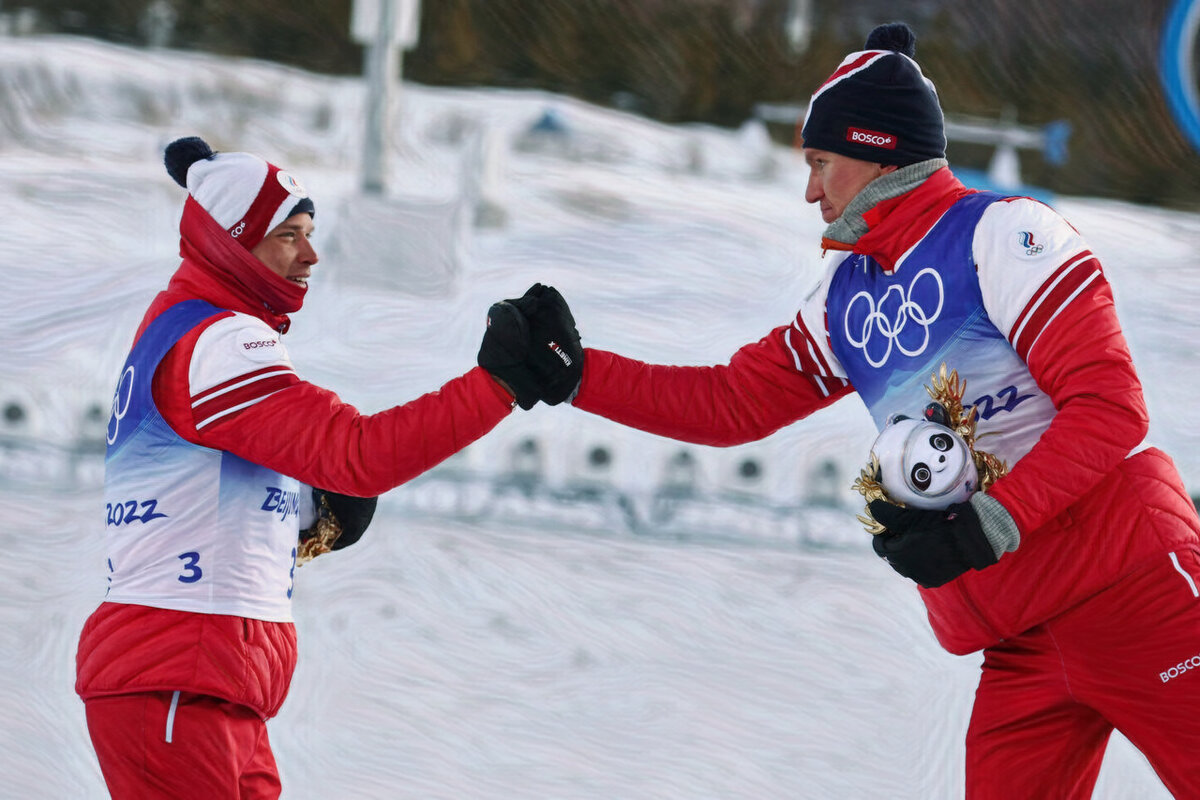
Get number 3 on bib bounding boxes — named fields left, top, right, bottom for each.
left=177, top=551, right=203, bottom=583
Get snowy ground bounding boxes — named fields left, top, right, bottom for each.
left=3, top=35, right=1199, bottom=799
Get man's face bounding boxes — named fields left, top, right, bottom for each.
left=803, top=148, right=897, bottom=224
left=251, top=213, right=317, bottom=287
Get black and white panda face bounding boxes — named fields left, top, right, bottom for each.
left=907, top=431, right=958, bottom=492
left=870, top=419, right=977, bottom=509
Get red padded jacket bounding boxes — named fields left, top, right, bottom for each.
left=77, top=199, right=513, bottom=718
left=574, top=169, right=1200, bottom=654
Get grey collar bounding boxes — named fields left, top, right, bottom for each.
left=823, top=158, right=949, bottom=246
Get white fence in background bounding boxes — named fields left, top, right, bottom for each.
left=0, top=400, right=860, bottom=552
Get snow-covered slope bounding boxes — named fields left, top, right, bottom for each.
left=3, top=35, right=1197, bottom=799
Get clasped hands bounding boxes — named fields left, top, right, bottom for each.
left=478, top=284, right=1012, bottom=590
left=478, top=283, right=584, bottom=410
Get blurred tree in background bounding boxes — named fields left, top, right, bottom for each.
left=16, top=0, right=1200, bottom=208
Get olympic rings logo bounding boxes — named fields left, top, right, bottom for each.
left=1161, top=0, right=1200, bottom=152
left=843, top=268, right=945, bottom=367
left=106, top=366, right=135, bottom=445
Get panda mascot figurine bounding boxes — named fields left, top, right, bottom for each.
left=870, top=412, right=977, bottom=510
left=853, top=366, right=1008, bottom=534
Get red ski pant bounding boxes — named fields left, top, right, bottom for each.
left=966, top=547, right=1200, bottom=799
left=85, top=691, right=280, bottom=800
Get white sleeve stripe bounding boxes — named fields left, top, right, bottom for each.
left=1024, top=270, right=1102, bottom=361
left=806, top=338, right=834, bottom=397
left=795, top=318, right=840, bottom=377
left=1009, top=252, right=1095, bottom=346
left=788, top=324, right=833, bottom=376
left=805, top=336, right=829, bottom=375
left=194, top=390, right=285, bottom=430
left=783, top=327, right=805, bottom=371
left=190, top=368, right=295, bottom=409
left=785, top=327, right=833, bottom=398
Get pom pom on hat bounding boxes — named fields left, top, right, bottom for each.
left=164, top=136, right=215, bottom=188
left=164, top=135, right=314, bottom=251
left=800, top=22, right=945, bottom=166
left=864, top=22, right=916, bottom=57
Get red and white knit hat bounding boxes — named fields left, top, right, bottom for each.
left=164, top=136, right=314, bottom=250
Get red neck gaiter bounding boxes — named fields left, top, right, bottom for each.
left=178, top=197, right=306, bottom=329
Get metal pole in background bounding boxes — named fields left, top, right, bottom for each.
left=360, top=0, right=398, bottom=195
left=785, top=0, right=812, bottom=55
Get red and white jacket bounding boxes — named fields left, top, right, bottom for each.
left=574, top=168, right=1200, bottom=655
left=77, top=200, right=514, bottom=718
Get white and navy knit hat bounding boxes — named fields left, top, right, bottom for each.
left=164, top=136, right=314, bottom=250
left=800, top=23, right=946, bottom=166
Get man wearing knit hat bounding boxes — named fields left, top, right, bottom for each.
left=75, top=137, right=582, bottom=798
left=486, top=22, right=1200, bottom=798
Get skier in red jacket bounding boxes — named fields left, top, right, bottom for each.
left=77, top=136, right=582, bottom=798
left=485, top=24, right=1200, bottom=799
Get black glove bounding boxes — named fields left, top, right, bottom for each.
left=478, top=283, right=583, bottom=410
left=868, top=499, right=998, bottom=588
left=300, top=488, right=378, bottom=551
left=520, top=283, right=583, bottom=404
